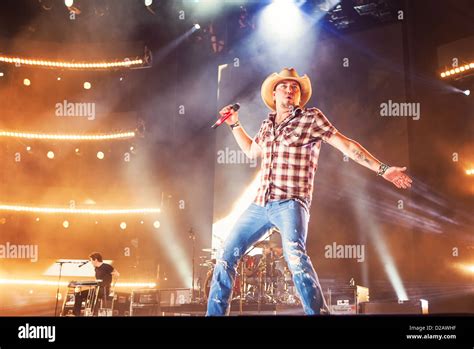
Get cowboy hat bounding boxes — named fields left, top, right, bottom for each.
left=261, top=67, right=312, bottom=111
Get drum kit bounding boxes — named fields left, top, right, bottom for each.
left=199, top=241, right=299, bottom=305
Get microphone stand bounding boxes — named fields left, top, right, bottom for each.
left=54, top=260, right=87, bottom=316
left=189, top=228, right=196, bottom=303
left=54, top=261, right=66, bottom=317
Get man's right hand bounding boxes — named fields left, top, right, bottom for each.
left=219, top=104, right=239, bottom=125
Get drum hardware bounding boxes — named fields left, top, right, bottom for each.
left=201, top=233, right=300, bottom=307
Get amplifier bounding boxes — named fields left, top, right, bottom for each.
left=360, top=300, right=429, bottom=314
left=130, top=289, right=160, bottom=316
left=112, top=292, right=132, bottom=316
left=328, top=285, right=369, bottom=315
left=160, top=288, right=192, bottom=306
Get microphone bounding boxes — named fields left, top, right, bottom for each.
left=78, top=261, right=89, bottom=268
left=290, top=105, right=302, bottom=117
left=211, top=103, right=240, bottom=129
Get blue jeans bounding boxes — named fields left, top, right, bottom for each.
left=206, top=199, right=327, bottom=316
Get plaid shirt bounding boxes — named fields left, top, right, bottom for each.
left=253, top=107, right=337, bottom=208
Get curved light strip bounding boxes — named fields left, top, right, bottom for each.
left=440, top=62, right=474, bottom=78
left=0, top=55, right=144, bottom=70
left=0, top=204, right=160, bottom=215
left=0, top=279, right=156, bottom=288
left=0, top=130, right=135, bottom=141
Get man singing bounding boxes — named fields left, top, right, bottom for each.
left=206, top=68, right=412, bottom=316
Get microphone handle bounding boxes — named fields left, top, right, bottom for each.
left=212, top=112, right=232, bottom=129
left=211, top=103, right=240, bottom=129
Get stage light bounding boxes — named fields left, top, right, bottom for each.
left=466, top=169, right=473, bottom=175
left=212, top=175, right=260, bottom=252
left=97, top=151, right=105, bottom=160
left=458, top=264, right=474, bottom=274
left=0, top=204, right=161, bottom=215
left=35, top=217, right=40, bottom=222
left=57, top=77, right=61, bottom=81
left=153, top=220, right=161, bottom=229
left=75, top=148, right=80, bottom=154
left=47, top=151, right=55, bottom=159
left=0, top=72, right=4, bottom=77
left=194, top=23, right=201, bottom=30
left=84, top=81, right=91, bottom=90
left=0, top=130, right=135, bottom=141
left=466, top=265, right=474, bottom=273
left=0, top=278, right=156, bottom=288
left=65, top=0, right=73, bottom=7
left=0, top=55, right=144, bottom=70
left=23, top=78, right=31, bottom=86
left=144, top=0, right=152, bottom=6
left=26, top=146, right=32, bottom=152
left=259, top=0, right=305, bottom=41
left=120, top=222, right=127, bottom=230
left=140, top=220, right=144, bottom=225
left=63, top=220, right=69, bottom=228
left=440, top=62, right=474, bottom=79
left=463, top=89, right=470, bottom=96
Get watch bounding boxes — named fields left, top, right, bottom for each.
left=377, top=163, right=390, bottom=176
left=229, top=121, right=241, bottom=130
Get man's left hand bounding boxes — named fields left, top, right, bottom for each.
left=382, top=166, right=412, bottom=189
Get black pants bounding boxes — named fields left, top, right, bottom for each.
left=73, top=287, right=110, bottom=316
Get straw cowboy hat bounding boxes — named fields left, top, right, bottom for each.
left=261, top=67, right=312, bottom=111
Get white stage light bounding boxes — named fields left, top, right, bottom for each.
left=259, top=0, right=304, bottom=41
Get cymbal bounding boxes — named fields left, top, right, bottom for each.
left=254, top=240, right=279, bottom=248
left=202, top=248, right=217, bottom=252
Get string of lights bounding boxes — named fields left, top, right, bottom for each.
left=0, top=55, right=144, bottom=70
left=0, top=204, right=160, bottom=215
left=0, top=130, right=136, bottom=141
left=440, top=62, right=474, bottom=78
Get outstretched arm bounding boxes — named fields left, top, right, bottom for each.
left=326, top=131, right=412, bottom=189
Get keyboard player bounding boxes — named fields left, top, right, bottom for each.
left=73, top=252, right=120, bottom=316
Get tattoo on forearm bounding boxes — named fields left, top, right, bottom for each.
left=352, top=149, right=372, bottom=166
